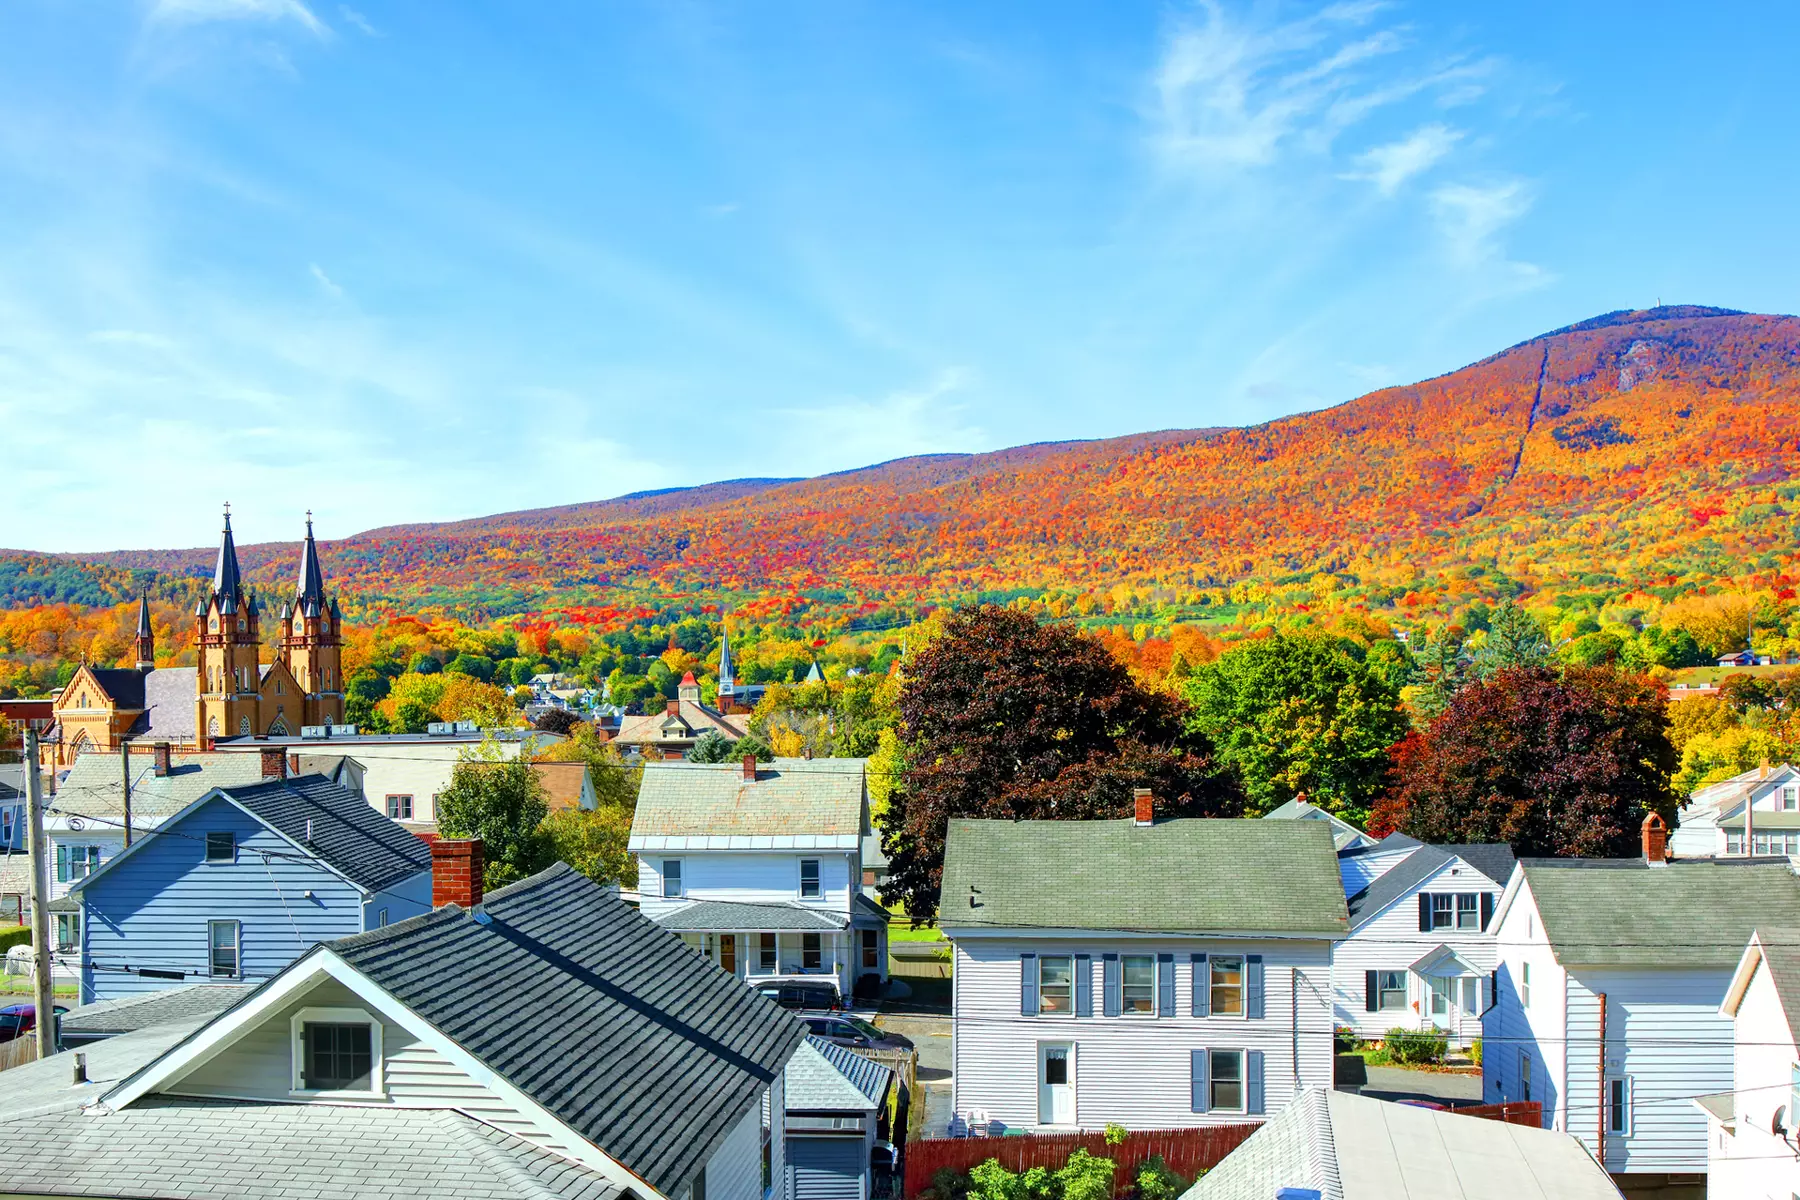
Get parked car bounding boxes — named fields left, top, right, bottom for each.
left=755, top=977, right=843, bottom=1011
left=801, top=1012, right=914, bottom=1053
left=0, top=1002, right=67, bottom=1044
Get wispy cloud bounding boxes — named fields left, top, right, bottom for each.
left=774, top=369, right=987, bottom=474
left=1344, top=122, right=1460, bottom=193
left=337, top=6, right=377, bottom=36
left=1428, top=179, right=1535, bottom=269
left=149, top=0, right=327, bottom=36
left=309, top=262, right=344, bottom=298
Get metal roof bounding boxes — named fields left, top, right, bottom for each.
left=654, top=898, right=848, bottom=932
left=630, top=760, right=866, bottom=845
left=940, top=818, right=1349, bottom=935
left=329, top=862, right=807, bottom=1197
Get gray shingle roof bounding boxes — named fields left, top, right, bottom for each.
left=630, top=760, right=866, bottom=847
left=128, top=667, right=199, bottom=741
left=1523, top=858, right=1800, bottom=967
left=1262, top=799, right=1375, bottom=850
left=1345, top=843, right=1513, bottom=929
left=54, top=752, right=272, bottom=829
left=328, top=862, right=807, bottom=1197
left=655, top=898, right=847, bottom=932
left=59, top=983, right=256, bottom=1037
left=940, top=818, right=1348, bottom=935
left=224, top=773, right=432, bottom=893
left=1751, top=926, right=1800, bottom=1035
left=785, top=1038, right=890, bottom=1111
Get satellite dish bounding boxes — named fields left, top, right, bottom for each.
left=1773, top=1104, right=1788, bottom=1138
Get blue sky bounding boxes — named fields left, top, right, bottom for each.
left=5, top=1, right=1798, bottom=551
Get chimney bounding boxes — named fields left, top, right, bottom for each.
left=1641, top=812, right=1670, bottom=866
left=288, top=753, right=300, bottom=777
left=742, top=753, right=757, bottom=782
left=1134, top=787, right=1154, bottom=827
left=666, top=699, right=680, bottom=717
left=431, top=838, right=484, bottom=909
left=260, top=747, right=287, bottom=780
left=152, top=742, right=172, bottom=778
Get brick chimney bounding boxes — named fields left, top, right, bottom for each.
left=431, top=838, right=484, bottom=909
left=260, top=747, right=287, bottom=780
left=666, top=699, right=680, bottom=717
left=1134, top=787, right=1154, bottom=827
left=1641, top=812, right=1670, bottom=866
left=742, top=753, right=758, bottom=782
left=152, top=742, right=172, bottom=778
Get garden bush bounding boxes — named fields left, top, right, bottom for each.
left=0, top=927, right=31, bottom=955
left=1054, top=1150, right=1115, bottom=1200
left=1134, top=1155, right=1188, bottom=1200
left=1469, top=1038, right=1483, bottom=1068
left=1385, top=1027, right=1448, bottom=1065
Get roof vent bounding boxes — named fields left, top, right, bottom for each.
left=472, top=908, right=492, bottom=926
left=426, top=721, right=454, bottom=735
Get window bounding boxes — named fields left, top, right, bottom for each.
left=55, top=845, right=101, bottom=883
left=1120, top=955, right=1155, bottom=1014
left=238, top=717, right=252, bottom=736
left=759, top=932, right=778, bottom=972
left=662, top=860, right=684, bottom=898
left=302, top=1023, right=373, bottom=1090
left=1456, top=893, right=1480, bottom=930
left=1784, top=786, right=1798, bottom=812
left=1726, top=831, right=1746, bottom=855
left=209, top=920, right=240, bottom=978
left=1377, top=970, right=1407, bottom=1010
left=55, top=911, right=80, bottom=951
left=2, top=809, right=12, bottom=841
left=1039, top=956, right=1075, bottom=1014
left=799, top=859, right=821, bottom=899
left=1431, top=894, right=1455, bottom=930
left=1209, top=1049, right=1244, bottom=1112
left=1210, top=956, right=1245, bottom=1017
left=862, top=928, right=879, bottom=969
left=1607, top=1075, right=1633, bottom=1136
left=1520, top=962, right=1531, bottom=1008
left=378, top=909, right=388, bottom=928
left=205, top=832, right=235, bottom=863
left=1519, top=1051, right=1532, bottom=1102
left=385, top=795, right=413, bottom=820
left=802, top=932, right=822, bottom=971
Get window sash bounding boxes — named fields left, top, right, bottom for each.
left=55, top=912, right=80, bottom=951
left=1377, top=970, right=1407, bottom=1010
left=1456, top=893, right=1479, bottom=929
left=303, top=1022, right=373, bottom=1090
left=861, top=929, right=878, bottom=969
left=386, top=795, right=413, bottom=820
left=1607, top=1076, right=1631, bottom=1135
left=1209, top=1049, right=1244, bottom=1112
left=662, top=860, right=683, bottom=898
left=1210, top=956, right=1245, bottom=1017
left=209, top=920, right=240, bottom=978
left=1520, top=962, right=1531, bottom=1008
left=802, top=932, right=822, bottom=970
left=205, top=832, right=235, bottom=863
left=1120, top=955, right=1155, bottom=1014
left=799, top=859, right=821, bottom=898
left=1039, top=956, right=1075, bottom=1014
left=1431, top=894, right=1454, bottom=929
left=759, top=932, right=778, bottom=971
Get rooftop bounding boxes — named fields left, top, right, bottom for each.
left=630, top=759, right=867, bottom=849
left=1346, top=840, right=1515, bottom=928
left=940, top=818, right=1348, bottom=935
left=654, top=898, right=848, bottom=932
left=59, top=983, right=255, bottom=1038
left=53, top=752, right=275, bottom=829
left=785, top=1037, right=892, bottom=1111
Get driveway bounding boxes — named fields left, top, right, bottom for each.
left=1359, top=1065, right=1484, bottom=1106
left=874, top=1011, right=953, bottom=1140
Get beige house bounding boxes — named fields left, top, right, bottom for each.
left=613, top=673, right=749, bottom=760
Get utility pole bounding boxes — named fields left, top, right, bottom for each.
left=25, top=726, right=54, bottom=1059
left=120, top=738, right=133, bottom=848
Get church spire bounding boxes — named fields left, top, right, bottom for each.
left=717, top=623, right=736, bottom=697
left=295, top=509, right=327, bottom=618
left=212, top=503, right=242, bottom=612
left=135, top=591, right=154, bottom=671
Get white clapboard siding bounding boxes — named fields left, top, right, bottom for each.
left=1717, top=954, right=1800, bottom=1198
left=1481, top=884, right=1569, bottom=1118
left=1331, top=858, right=1502, bottom=1042
left=706, top=1091, right=772, bottom=1200
left=952, top=937, right=1333, bottom=1131
left=639, top=852, right=856, bottom=920
left=1564, top=967, right=1734, bottom=1173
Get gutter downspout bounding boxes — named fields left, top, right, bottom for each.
left=1596, top=990, right=1608, bottom=1166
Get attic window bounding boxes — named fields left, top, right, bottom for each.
left=205, top=832, right=236, bottom=863
left=290, top=1007, right=384, bottom=1097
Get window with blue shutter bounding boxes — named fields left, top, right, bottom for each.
left=1075, top=954, right=1092, bottom=1017
left=1246, top=955, right=1265, bottom=1020
left=1102, top=954, right=1120, bottom=1017
left=1156, top=953, right=1175, bottom=1017
left=1190, top=1048, right=1209, bottom=1113
left=1020, top=953, right=1038, bottom=1016
left=1246, top=1050, right=1265, bottom=1115
left=1190, top=953, right=1209, bottom=1017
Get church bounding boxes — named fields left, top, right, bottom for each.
left=50, top=508, right=346, bottom=764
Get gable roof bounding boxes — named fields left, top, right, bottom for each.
left=327, top=863, right=806, bottom=1196
left=534, top=761, right=592, bottom=810
left=224, top=774, right=434, bottom=892
left=75, top=666, right=150, bottom=709
left=1182, top=1087, right=1620, bottom=1200
left=1521, top=858, right=1800, bottom=967
left=53, top=752, right=274, bottom=829
left=614, top=700, right=748, bottom=746
left=1723, top=927, right=1800, bottom=1038
left=1262, top=799, right=1377, bottom=851
left=940, top=818, right=1348, bottom=935
left=128, top=666, right=199, bottom=740
left=629, top=759, right=866, bottom=849
left=1345, top=843, right=1514, bottom=929
left=785, top=1038, right=891, bottom=1111
left=58, top=983, right=256, bottom=1039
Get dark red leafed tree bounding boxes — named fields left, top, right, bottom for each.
left=879, top=605, right=1240, bottom=923
left=1373, top=665, right=1677, bottom=857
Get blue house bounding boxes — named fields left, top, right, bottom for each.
left=71, top=772, right=434, bottom=1002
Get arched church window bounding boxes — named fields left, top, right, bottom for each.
left=238, top=717, right=251, bottom=736
left=209, top=616, right=218, bottom=632
left=268, top=716, right=289, bottom=736
left=208, top=717, right=219, bottom=736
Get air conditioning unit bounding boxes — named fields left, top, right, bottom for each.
left=426, top=722, right=454, bottom=735
left=300, top=726, right=328, bottom=739
left=454, top=720, right=479, bottom=733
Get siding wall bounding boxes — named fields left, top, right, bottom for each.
left=362, top=870, right=432, bottom=932
left=950, top=935, right=1334, bottom=1131
left=788, top=1138, right=864, bottom=1200
left=46, top=829, right=126, bottom=902
left=705, top=1090, right=771, bottom=1200
left=638, top=852, right=857, bottom=921
left=1338, top=846, right=1414, bottom=897
left=1481, top=884, right=1567, bottom=1123
left=1711, top=958, right=1800, bottom=1199
left=163, top=976, right=586, bottom=1158
left=1331, top=858, right=1501, bottom=1042
left=80, top=799, right=367, bottom=1002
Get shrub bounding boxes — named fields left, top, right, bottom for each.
left=1103, top=1122, right=1128, bottom=1146
left=1054, top=1149, right=1116, bottom=1200
left=1385, top=1027, right=1448, bottom=1066
left=965, top=1160, right=1051, bottom=1200
left=1135, top=1155, right=1188, bottom=1200
left=1334, top=1026, right=1358, bottom=1055
left=0, top=927, right=30, bottom=955
left=932, top=1168, right=970, bottom=1200
left=1469, top=1038, right=1483, bottom=1068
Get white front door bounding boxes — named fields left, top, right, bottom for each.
left=1038, top=1043, right=1074, bottom=1126
left=1458, top=975, right=1480, bottom=1034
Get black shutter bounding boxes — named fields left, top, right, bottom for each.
left=1075, top=954, right=1092, bottom=1018
left=1481, top=892, right=1496, bottom=931
left=1365, top=970, right=1379, bottom=1013
left=1419, top=893, right=1433, bottom=932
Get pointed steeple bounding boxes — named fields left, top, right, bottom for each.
left=804, top=660, right=822, bottom=683
left=295, top=510, right=327, bottom=618
left=212, top=503, right=242, bottom=613
left=717, top=624, right=736, bottom=695
left=136, top=592, right=152, bottom=638
left=135, top=592, right=155, bottom=671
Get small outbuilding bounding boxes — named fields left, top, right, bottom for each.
left=785, top=1036, right=894, bottom=1200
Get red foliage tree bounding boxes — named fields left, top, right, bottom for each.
left=880, top=606, right=1240, bottom=923
left=1377, top=666, right=1677, bottom=857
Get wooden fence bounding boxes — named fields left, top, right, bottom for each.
left=0, top=1035, right=40, bottom=1073
left=903, top=1125, right=1259, bottom=1199
left=1454, top=1100, right=1543, bottom=1127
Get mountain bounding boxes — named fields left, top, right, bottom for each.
left=13, top=306, right=1800, bottom=622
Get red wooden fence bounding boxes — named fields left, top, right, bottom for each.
left=1453, top=1100, right=1543, bottom=1128
left=902, top=1125, right=1259, bottom=1199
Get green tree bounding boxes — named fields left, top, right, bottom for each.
left=436, top=749, right=552, bottom=890
left=541, top=806, right=636, bottom=887
left=536, top=725, right=643, bottom=809
left=1473, top=599, right=1552, bottom=676
left=444, top=653, right=495, bottom=682
left=689, top=730, right=741, bottom=763
left=407, top=652, right=442, bottom=675
left=1181, top=633, right=1409, bottom=823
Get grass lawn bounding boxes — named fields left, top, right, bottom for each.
left=0, top=977, right=79, bottom=998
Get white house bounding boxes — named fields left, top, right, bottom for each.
left=3, top=863, right=805, bottom=1200
left=630, top=756, right=887, bottom=1002
left=1672, top=762, right=1800, bottom=858
left=1697, top=927, right=1800, bottom=1200
left=937, top=793, right=1348, bottom=1133
left=1332, top=833, right=1514, bottom=1045
left=1261, top=796, right=1378, bottom=851
left=1484, top=817, right=1800, bottom=1196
